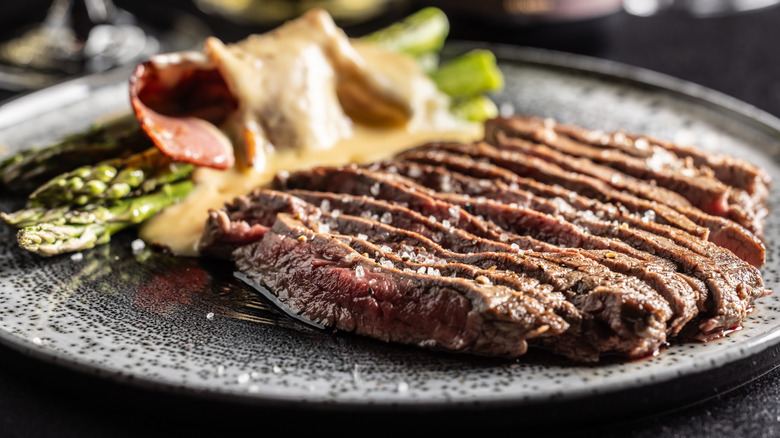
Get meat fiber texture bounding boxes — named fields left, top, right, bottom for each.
left=198, top=114, right=773, bottom=363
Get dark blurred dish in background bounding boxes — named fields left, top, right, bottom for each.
left=0, top=0, right=208, bottom=91
left=417, top=0, right=623, bottom=25
left=1, top=0, right=779, bottom=94
left=194, top=0, right=405, bottom=26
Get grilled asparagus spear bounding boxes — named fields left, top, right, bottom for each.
left=0, top=115, right=152, bottom=195
left=15, top=180, right=194, bottom=256
left=361, top=7, right=450, bottom=58
left=27, top=147, right=195, bottom=208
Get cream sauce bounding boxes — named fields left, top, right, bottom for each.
left=138, top=9, right=482, bottom=256
left=140, top=125, right=480, bottom=256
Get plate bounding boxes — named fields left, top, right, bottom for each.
left=0, top=43, right=779, bottom=422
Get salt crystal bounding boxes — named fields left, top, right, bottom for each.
left=357, top=233, right=368, bottom=241
left=237, top=373, right=251, bottom=384
left=320, top=199, right=331, bottom=212
left=130, top=239, right=146, bottom=253
left=370, top=182, right=381, bottom=196
left=70, top=252, right=83, bottom=261
left=318, top=222, right=330, bottom=233
left=499, top=101, right=515, bottom=117
left=380, top=212, right=393, bottom=224
left=355, top=265, right=365, bottom=278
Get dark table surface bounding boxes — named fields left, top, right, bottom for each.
left=2, top=1, right=780, bottom=437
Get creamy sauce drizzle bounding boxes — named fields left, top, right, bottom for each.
left=140, top=125, right=481, bottom=256
left=138, top=9, right=482, bottom=256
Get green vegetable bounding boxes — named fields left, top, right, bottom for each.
left=361, top=7, right=450, bottom=57
left=430, top=49, right=505, bottom=98
left=27, top=147, right=195, bottom=208
left=13, top=180, right=194, bottom=256
left=450, top=94, right=500, bottom=122
left=0, top=115, right=152, bottom=195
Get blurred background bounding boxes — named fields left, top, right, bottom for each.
left=0, top=0, right=778, bottom=118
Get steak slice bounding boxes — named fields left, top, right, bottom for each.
left=374, top=161, right=704, bottom=332
left=292, top=189, right=696, bottom=340
left=377, top=166, right=768, bottom=336
left=277, top=165, right=769, bottom=338
left=528, top=115, right=771, bottom=213
left=235, top=213, right=559, bottom=358
left=217, top=189, right=673, bottom=361
left=386, top=159, right=759, bottom=299
left=398, top=142, right=766, bottom=268
left=485, top=116, right=768, bottom=237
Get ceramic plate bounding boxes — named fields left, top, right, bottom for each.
left=0, top=44, right=779, bottom=419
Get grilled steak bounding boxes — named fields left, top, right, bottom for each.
left=398, top=141, right=767, bottom=268
left=276, top=164, right=767, bottom=337
left=205, top=188, right=673, bottom=361
left=200, top=114, right=772, bottom=363
left=485, top=116, right=770, bottom=239
left=235, top=213, right=550, bottom=357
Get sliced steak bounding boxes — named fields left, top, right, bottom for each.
left=200, top=113, right=772, bottom=364
left=221, top=189, right=673, bottom=361
left=540, top=115, right=771, bottom=209
left=292, top=188, right=697, bottom=338
left=485, top=116, right=768, bottom=237
left=398, top=142, right=766, bottom=268
left=235, top=213, right=560, bottom=358
left=277, top=164, right=768, bottom=338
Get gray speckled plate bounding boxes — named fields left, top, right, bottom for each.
left=0, top=44, right=779, bottom=418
